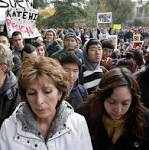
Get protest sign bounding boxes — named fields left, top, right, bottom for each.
left=133, top=41, right=144, bottom=49
left=0, top=0, right=33, bottom=24
left=133, top=34, right=141, bottom=41
left=113, top=24, right=121, bottom=30
left=97, top=12, right=112, bottom=24
left=6, top=8, right=40, bottom=39
left=106, top=35, right=118, bottom=50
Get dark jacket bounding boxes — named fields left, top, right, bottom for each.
left=137, top=65, right=149, bottom=108
left=90, top=123, right=149, bottom=150
left=12, top=49, right=22, bottom=75
left=44, top=40, right=62, bottom=57
left=67, top=84, right=88, bottom=110
left=0, top=71, right=19, bottom=127
left=77, top=107, right=149, bottom=150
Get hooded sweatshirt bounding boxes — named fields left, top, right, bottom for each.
left=0, top=71, right=19, bottom=126
left=80, top=41, right=104, bottom=94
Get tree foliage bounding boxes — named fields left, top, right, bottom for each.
left=36, top=0, right=135, bottom=28
left=46, top=0, right=87, bottom=28
left=85, top=0, right=134, bottom=27
left=143, top=1, right=149, bottom=15
left=107, top=0, right=134, bottom=23
left=33, top=0, right=47, bottom=9
left=133, top=1, right=149, bottom=26
left=84, top=0, right=99, bottom=27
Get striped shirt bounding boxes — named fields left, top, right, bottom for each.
left=80, top=67, right=103, bottom=94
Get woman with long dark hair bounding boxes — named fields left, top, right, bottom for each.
left=77, top=67, right=149, bottom=150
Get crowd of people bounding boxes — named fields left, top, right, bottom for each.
left=0, top=26, right=149, bottom=149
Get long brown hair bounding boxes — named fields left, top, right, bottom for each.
left=79, top=67, right=148, bottom=139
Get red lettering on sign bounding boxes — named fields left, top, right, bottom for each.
left=6, top=18, right=33, bottom=36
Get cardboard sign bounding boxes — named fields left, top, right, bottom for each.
left=97, top=12, right=112, bottom=24
left=106, top=35, right=118, bottom=50
left=0, top=0, right=33, bottom=24
left=133, top=34, right=141, bottom=41
left=6, top=8, right=40, bottom=39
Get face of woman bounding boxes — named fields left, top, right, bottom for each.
left=45, top=31, right=54, bottom=42
left=26, top=76, right=62, bottom=121
left=104, top=86, right=132, bottom=120
left=37, top=46, right=45, bottom=57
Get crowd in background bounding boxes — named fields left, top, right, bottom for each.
left=0, top=25, right=149, bottom=149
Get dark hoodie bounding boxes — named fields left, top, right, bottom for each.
left=0, top=71, right=19, bottom=127
left=137, top=65, right=149, bottom=108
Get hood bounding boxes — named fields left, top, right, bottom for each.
left=83, top=40, right=101, bottom=71
left=16, top=101, right=74, bottom=138
left=0, top=71, right=17, bottom=95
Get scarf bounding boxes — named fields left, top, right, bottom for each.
left=102, top=114, right=126, bottom=144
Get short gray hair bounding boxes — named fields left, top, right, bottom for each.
left=0, top=43, right=13, bottom=69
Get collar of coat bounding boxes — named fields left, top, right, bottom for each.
left=16, top=101, right=74, bottom=139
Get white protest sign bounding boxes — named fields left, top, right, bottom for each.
left=6, top=8, right=40, bottom=39
left=0, top=0, right=33, bottom=24
left=97, top=12, right=112, bottom=24
left=106, top=35, right=118, bottom=50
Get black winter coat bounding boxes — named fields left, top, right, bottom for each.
left=0, top=71, right=19, bottom=127
left=137, top=65, right=149, bottom=108
left=67, top=84, right=87, bottom=110
left=91, top=122, right=149, bottom=150
left=44, top=40, right=62, bottom=57
left=77, top=108, right=149, bottom=150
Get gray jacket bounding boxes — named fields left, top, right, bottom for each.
left=0, top=71, right=19, bottom=127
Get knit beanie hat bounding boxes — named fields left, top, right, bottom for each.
left=45, top=29, right=56, bottom=39
left=64, top=31, right=77, bottom=41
